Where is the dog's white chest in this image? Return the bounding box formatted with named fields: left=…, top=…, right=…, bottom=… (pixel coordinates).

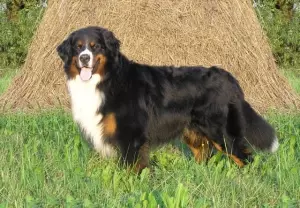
left=67, top=74, right=115, bottom=157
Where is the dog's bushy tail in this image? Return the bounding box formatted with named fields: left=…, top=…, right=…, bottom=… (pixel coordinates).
left=241, top=101, right=278, bottom=152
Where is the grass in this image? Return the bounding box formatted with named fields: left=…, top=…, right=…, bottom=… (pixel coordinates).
left=0, top=110, right=299, bottom=207
left=0, top=63, right=299, bottom=208
left=0, top=67, right=299, bottom=207
left=280, top=68, right=300, bottom=94
left=0, top=68, right=299, bottom=207
left=0, top=68, right=18, bottom=95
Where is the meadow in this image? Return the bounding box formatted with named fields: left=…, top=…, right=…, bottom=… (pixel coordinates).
left=0, top=72, right=300, bottom=207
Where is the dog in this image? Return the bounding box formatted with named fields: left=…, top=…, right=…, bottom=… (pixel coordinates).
left=57, top=26, right=279, bottom=172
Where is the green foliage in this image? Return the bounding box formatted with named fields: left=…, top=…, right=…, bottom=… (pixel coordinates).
left=280, top=68, right=300, bottom=93
left=255, top=0, right=300, bottom=68
left=161, top=184, right=188, bottom=208
left=0, top=110, right=300, bottom=207
left=0, top=68, right=17, bottom=94
left=0, top=0, right=44, bottom=68
left=127, top=191, right=158, bottom=208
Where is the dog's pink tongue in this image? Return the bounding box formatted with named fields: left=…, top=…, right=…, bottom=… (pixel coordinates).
left=80, top=67, right=92, bottom=81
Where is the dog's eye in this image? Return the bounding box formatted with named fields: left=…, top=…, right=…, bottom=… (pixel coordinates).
left=90, top=42, right=95, bottom=48
left=91, top=43, right=101, bottom=50
left=77, top=44, right=83, bottom=49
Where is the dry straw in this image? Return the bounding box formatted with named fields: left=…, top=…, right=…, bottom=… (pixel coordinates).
left=1, top=0, right=299, bottom=112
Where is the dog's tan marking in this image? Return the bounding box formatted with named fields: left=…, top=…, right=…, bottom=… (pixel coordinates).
left=77, top=40, right=83, bottom=48
left=229, top=155, right=245, bottom=168
left=211, top=140, right=246, bottom=167
left=103, top=113, right=117, bottom=137
left=94, top=54, right=107, bottom=77
left=211, top=141, right=223, bottom=152
left=183, top=129, right=211, bottom=163
left=134, top=141, right=150, bottom=174
left=69, top=56, right=79, bottom=79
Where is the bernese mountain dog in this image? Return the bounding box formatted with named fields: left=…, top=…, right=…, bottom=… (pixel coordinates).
left=57, top=26, right=279, bottom=172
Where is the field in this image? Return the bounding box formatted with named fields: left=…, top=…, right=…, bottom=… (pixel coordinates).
left=0, top=71, right=300, bottom=207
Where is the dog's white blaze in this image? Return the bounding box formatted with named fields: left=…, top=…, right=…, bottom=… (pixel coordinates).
left=79, top=48, right=93, bottom=68
left=67, top=74, right=115, bottom=157
left=270, top=136, right=279, bottom=152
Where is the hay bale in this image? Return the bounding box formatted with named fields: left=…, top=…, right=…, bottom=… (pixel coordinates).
left=1, top=0, right=299, bottom=112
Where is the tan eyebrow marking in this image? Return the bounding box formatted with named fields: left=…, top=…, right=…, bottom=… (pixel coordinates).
left=77, top=40, right=83, bottom=48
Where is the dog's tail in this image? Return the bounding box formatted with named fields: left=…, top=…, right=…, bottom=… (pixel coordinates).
left=240, top=101, right=279, bottom=152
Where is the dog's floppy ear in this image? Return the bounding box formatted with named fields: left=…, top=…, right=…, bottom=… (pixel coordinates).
left=57, top=38, right=71, bottom=63
left=103, top=30, right=120, bottom=53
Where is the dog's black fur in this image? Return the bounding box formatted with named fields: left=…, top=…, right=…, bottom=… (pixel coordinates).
left=57, top=26, right=277, bottom=171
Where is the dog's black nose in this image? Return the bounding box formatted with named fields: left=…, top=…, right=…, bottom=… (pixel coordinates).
left=79, top=54, right=90, bottom=64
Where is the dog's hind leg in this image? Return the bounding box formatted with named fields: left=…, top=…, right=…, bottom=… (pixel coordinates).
left=191, top=107, right=252, bottom=167
left=199, top=125, right=252, bottom=167
left=182, top=128, right=212, bottom=163
left=210, top=138, right=253, bottom=167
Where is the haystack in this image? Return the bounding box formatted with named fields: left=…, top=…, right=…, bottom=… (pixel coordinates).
left=1, top=0, right=299, bottom=112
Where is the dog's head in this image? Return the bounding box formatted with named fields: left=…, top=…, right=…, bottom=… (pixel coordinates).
left=57, top=26, right=120, bottom=81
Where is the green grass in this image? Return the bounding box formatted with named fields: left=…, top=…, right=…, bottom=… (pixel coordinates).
left=0, top=68, right=18, bottom=95
left=280, top=68, right=300, bottom=94
left=0, top=110, right=299, bottom=207
left=0, top=65, right=299, bottom=208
